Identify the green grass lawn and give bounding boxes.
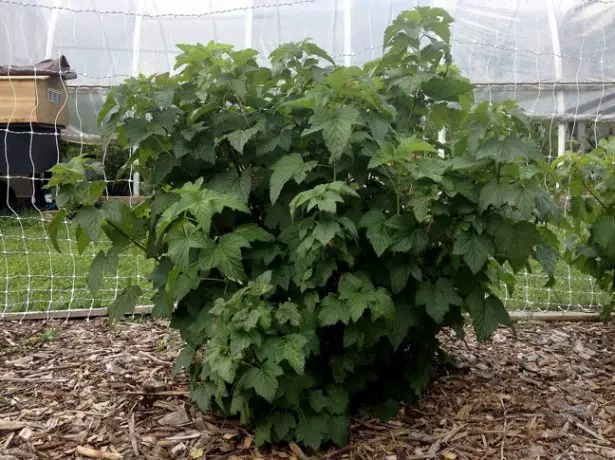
[0,213,605,314]
[0,213,153,313]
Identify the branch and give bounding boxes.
[106,219,152,258]
[582,180,610,211]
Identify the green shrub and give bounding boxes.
[47,7,559,449]
[553,137,615,318]
[60,140,134,195]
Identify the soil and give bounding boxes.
[1,319,614,459]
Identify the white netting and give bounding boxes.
[0,0,612,318]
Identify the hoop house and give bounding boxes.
[1,0,614,152]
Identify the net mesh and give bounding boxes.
[0,0,611,319]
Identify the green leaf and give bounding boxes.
[269,153,317,204]
[415,278,462,323]
[167,224,208,269]
[88,249,119,294]
[308,389,330,412]
[390,263,412,294]
[328,416,349,446]
[453,232,494,274]
[306,106,360,161]
[325,385,350,415]
[368,137,435,169]
[295,415,326,449]
[374,398,402,421]
[243,361,283,403]
[73,207,104,243]
[75,226,91,254]
[226,125,261,153]
[162,183,249,233]
[359,210,393,256]
[208,169,252,203]
[191,383,215,412]
[272,412,296,440]
[275,302,302,327]
[202,233,248,280]
[173,346,195,375]
[318,295,350,326]
[592,216,615,249]
[386,303,418,350]
[254,420,272,446]
[476,135,538,163]
[312,221,341,246]
[466,292,512,341]
[108,285,143,321]
[47,209,67,253]
[422,76,472,101]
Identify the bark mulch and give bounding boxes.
[1,319,614,459]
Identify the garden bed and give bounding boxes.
[1,319,614,459]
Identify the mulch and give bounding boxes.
[1,318,614,459]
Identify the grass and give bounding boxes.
[0,213,606,314]
[0,213,153,313]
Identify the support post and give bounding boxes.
[546,0,566,157]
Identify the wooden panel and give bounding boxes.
[0,78,36,123]
[0,76,69,126]
[35,77,69,126]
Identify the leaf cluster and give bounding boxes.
[552,138,615,318]
[47,7,558,449]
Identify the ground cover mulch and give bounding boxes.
[1,318,614,459]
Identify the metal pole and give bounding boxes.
[131,1,143,197]
[344,0,352,67]
[546,0,566,157]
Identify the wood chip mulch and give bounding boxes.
[1,318,614,459]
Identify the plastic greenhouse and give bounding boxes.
[1,0,615,154]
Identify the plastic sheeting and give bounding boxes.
[1,0,615,135]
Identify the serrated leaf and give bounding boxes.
[226,125,260,153]
[295,415,325,448]
[592,216,615,249]
[359,210,393,256]
[173,346,195,375]
[88,249,119,293]
[318,295,350,326]
[453,232,494,274]
[108,285,143,321]
[254,420,272,446]
[201,233,248,280]
[275,302,301,326]
[272,412,296,440]
[191,383,215,412]
[167,224,209,269]
[306,106,359,161]
[466,292,511,341]
[47,209,67,253]
[415,278,462,323]
[535,243,558,281]
[75,226,90,254]
[312,221,341,246]
[269,153,317,204]
[390,263,412,294]
[162,183,249,233]
[326,384,350,415]
[308,389,330,412]
[73,207,104,243]
[243,361,283,403]
[208,169,252,203]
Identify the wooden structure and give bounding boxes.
[0,75,69,126]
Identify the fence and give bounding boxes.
[0,0,612,319]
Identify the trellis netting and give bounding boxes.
[0,0,612,318]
